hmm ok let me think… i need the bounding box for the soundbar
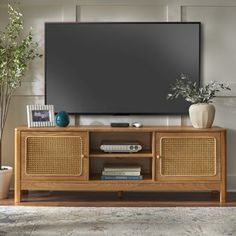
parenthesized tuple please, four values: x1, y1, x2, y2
(100, 141, 142, 153)
(110, 123, 129, 127)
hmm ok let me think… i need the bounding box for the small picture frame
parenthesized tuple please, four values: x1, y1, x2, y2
(27, 105, 55, 127)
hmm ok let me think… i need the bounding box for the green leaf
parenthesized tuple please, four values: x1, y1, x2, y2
(166, 74, 231, 104)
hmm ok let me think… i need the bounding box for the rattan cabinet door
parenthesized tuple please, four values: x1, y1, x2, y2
(155, 132, 221, 181)
(21, 132, 89, 181)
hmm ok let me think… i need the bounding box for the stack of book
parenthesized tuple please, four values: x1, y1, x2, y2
(101, 164, 143, 180)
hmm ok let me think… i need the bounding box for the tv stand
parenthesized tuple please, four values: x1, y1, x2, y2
(15, 126, 226, 203)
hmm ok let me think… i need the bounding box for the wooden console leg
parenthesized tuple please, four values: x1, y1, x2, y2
(15, 129, 21, 204)
(14, 188, 21, 204)
(118, 191, 123, 199)
(220, 190, 226, 204)
(220, 129, 227, 204)
(14, 174, 21, 204)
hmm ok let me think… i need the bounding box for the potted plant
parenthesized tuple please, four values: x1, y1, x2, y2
(0, 5, 41, 199)
(167, 74, 231, 128)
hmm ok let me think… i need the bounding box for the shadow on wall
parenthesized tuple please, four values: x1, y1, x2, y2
(214, 97, 236, 190)
(226, 129, 236, 172)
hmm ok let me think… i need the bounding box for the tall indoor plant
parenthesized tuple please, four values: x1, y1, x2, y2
(0, 5, 41, 198)
(167, 74, 231, 128)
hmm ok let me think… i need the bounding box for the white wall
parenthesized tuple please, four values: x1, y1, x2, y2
(1, 0, 236, 190)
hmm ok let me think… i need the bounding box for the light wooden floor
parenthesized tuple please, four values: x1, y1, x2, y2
(1, 191, 236, 207)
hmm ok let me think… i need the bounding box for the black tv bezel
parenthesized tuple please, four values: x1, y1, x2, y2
(45, 21, 201, 115)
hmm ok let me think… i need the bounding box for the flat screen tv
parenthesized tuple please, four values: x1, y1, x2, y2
(45, 22, 200, 114)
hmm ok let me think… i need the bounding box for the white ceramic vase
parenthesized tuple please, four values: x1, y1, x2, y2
(189, 103, 215, 128)
(0, 166, 13, 199)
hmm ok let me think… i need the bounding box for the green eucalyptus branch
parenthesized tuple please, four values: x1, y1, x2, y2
(167, 74, 231, 104)
(0, 4, 42, 169)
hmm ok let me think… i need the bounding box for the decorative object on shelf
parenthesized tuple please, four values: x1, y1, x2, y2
(131, 122, 143, 128)
(167, 74, 231, 128)
(101, 164, 143, 180)
(55, 111, 70, 127)
(27, 105, 55, 127)
(0, 5, 41, 199)
(189, 103, 215, 129)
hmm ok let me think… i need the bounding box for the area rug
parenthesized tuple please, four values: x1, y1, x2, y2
(0, 206, 236, 236)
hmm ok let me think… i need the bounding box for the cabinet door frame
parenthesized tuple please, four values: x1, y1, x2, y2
(20, 131, 89, 181)
(155, 132, 221, 182)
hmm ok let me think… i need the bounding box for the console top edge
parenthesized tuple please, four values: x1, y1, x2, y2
(15, 125, 226, 132)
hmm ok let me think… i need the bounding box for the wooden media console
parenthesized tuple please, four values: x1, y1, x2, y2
(14, 126, 226, 203)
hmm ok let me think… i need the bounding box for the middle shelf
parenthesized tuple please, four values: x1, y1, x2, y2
(89, 151, 154, 158)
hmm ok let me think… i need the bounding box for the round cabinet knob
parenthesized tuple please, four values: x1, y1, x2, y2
(156, 155, 160, 159)
(55, 111, 70, 127)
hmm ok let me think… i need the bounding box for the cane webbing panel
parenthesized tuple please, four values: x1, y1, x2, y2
(160, 137, 216, 176)
(25, 136, 85, 176)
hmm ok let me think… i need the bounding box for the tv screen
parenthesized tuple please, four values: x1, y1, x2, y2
(45, 22, 200, 114)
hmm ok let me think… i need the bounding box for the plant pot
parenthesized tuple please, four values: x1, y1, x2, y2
(0, 166, 13, 199)
(189, 103, 215, 128)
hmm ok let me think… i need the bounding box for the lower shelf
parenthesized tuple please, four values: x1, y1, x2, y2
(90, 174, 152, 182)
